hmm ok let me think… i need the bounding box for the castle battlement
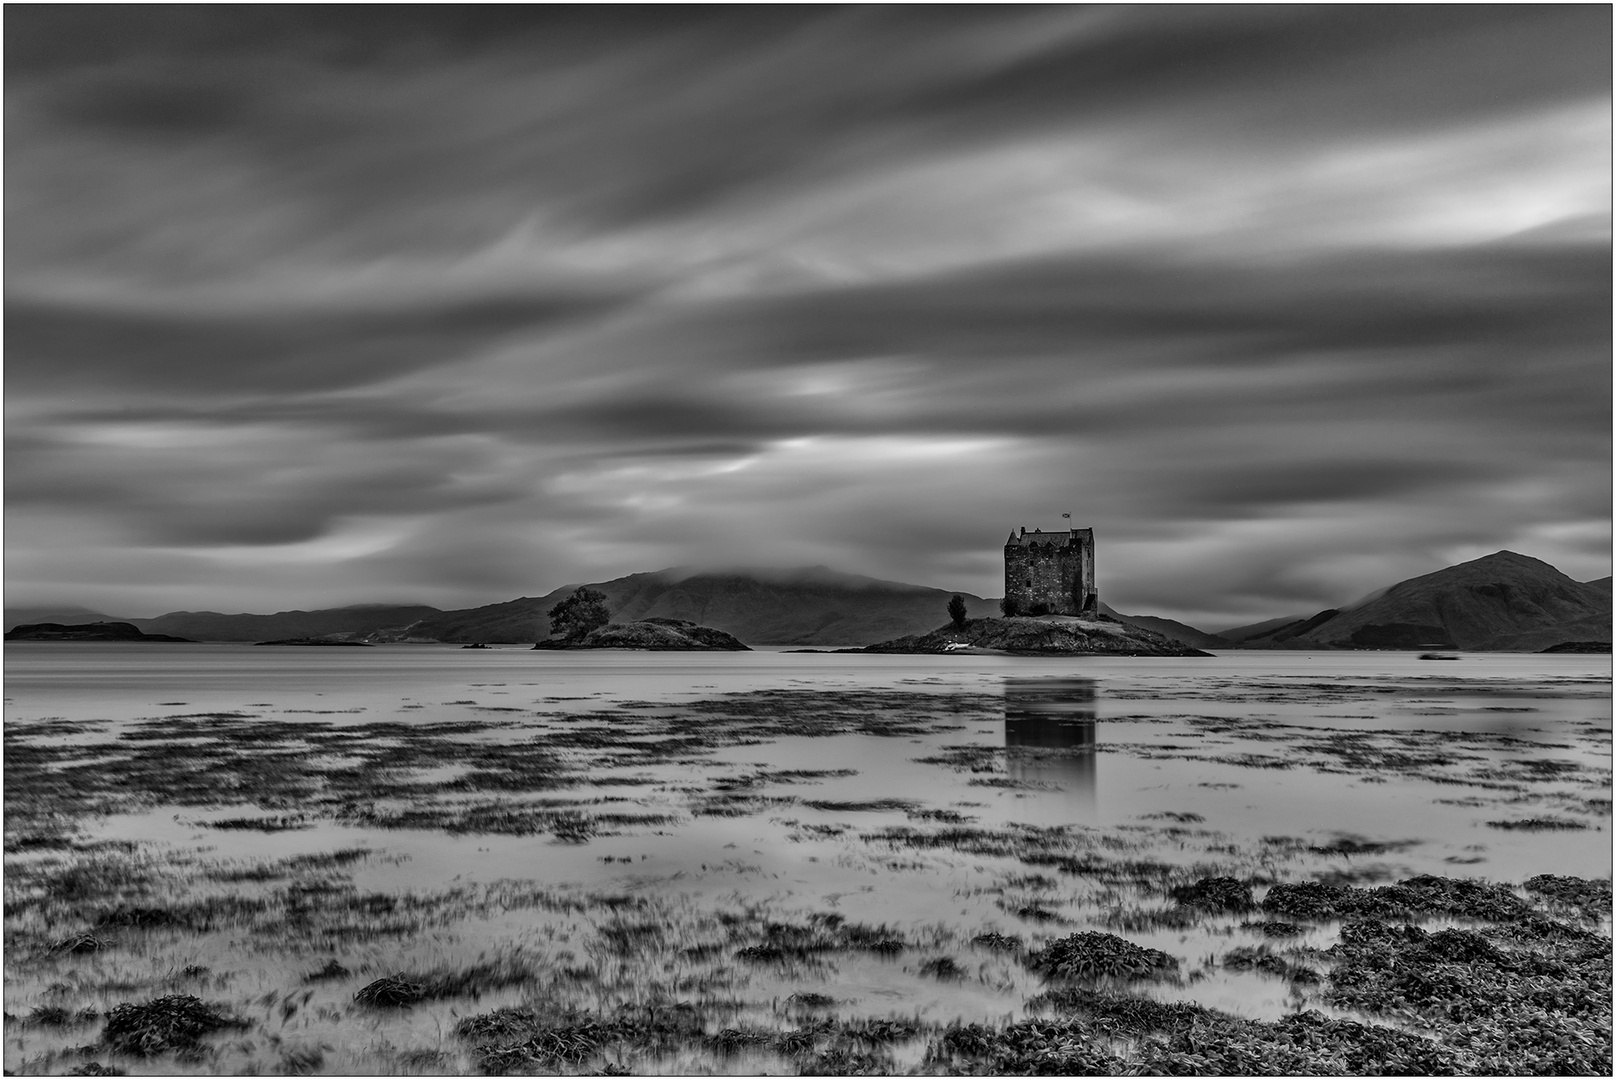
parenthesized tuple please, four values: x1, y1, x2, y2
(1003, 525, 1096, 616)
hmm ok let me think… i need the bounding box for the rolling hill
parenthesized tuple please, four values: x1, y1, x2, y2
(4, 605, 124, 630)
(14, 552, 1601, 651)
(1255, 551, 1611, 651)
(1214, 614, 1309, 642)
(129, 604, 444, 642)
(406, 567, 997, 646)
(1097, 603, 1231, 650)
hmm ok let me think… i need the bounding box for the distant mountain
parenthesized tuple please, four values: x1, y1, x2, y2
(394, 594, 558, 644)
(4, 605, 123, 631)
(1215, 615, 1310, 642)
(1096, 603, 1230, 649)
(1229, 609, 1343, 647)
(1255, 551, 1611, 651)
(27, 553, 1593, 651)
(409, 567, 997, 646)
(129, 604, 444, 642)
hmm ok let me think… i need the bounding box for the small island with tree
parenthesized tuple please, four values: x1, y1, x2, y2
(532, 587, 750, 651)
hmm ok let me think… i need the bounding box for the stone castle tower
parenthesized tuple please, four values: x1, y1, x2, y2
(1003, 525, 1096, 617)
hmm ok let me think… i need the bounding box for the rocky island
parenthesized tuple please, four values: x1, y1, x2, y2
(3, 621, 194, 642)
(533, 617, 750, 651)
(859, 614, 1213, 657)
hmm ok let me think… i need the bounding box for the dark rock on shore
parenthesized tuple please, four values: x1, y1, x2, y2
(858, 615, 1212, 657)
(533, 618, 750, 651)
(4, 621, 193, 642)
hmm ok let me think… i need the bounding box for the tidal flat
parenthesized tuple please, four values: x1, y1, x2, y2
(3, 646, 1610, 1075)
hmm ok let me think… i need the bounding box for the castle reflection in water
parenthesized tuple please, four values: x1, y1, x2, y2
(1004, 676, 1097, 808)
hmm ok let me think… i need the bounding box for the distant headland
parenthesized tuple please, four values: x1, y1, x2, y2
(4, 621, 193, 643)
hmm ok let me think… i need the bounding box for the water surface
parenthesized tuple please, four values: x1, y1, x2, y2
(4, 644, 1609, 1074)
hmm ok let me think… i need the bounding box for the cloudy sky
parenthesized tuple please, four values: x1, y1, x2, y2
(5, 5, 1610, 627)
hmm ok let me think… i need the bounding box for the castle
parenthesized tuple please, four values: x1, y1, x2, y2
(1003, 524, 1097, 617)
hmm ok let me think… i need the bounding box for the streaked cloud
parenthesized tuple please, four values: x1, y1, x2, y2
(5, 6, 1609, 623)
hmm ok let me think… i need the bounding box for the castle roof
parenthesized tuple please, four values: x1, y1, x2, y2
(1006, 528, 1085, 547)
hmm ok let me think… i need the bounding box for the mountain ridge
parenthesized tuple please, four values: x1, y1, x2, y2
(1249, 551, 1610, 651)
(403, 568, 999, 646)
(7, 551, 1607, 650)
(127, 604, 446, 643)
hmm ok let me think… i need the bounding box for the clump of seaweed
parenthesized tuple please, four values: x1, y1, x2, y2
(100, 995, 247, 1056)
(704, 1027, 772, 1055)
(838, 921, 907, 954)
(1486, 817, 1589, 831)
(1524, 874, 1613, 919)
(841, 1017, 920, 1044)
(353, 975, 424, 1007)
(1169, 875, 1255, 912)
(1027, 987, 1216, 1033)
(304, 958, 350, 981)
(971, 931, 1023, 951)
(919, 956, 965, 980)
(27, 1005, 99, 1027)
(1327, 919, 1610, 1027)
(49, 931, 113, 955)
(1241, 920, 1305, 937)
(734, 920, 842, 963)
(799, 1045, 894, 1075)
(1396, 874, 1534, 920)
(1260, 874, 1532, 922)
(595, 919, 665, 955)
(472, 1020, 618, 1072)
(1025, 931, 1178, 980)
(926, 1018, 1116, 1074)
(1131, 1009, 1463, 1075)
(768, 1027, 820, 1056)
(906, 807, 976, 824)
(800, 798, 919, 813)
(1308, 835, 1418, 857)
(1259, 880, 1349, 920)
(1103, 904, 1203, 933)
(458, 1003, 710, 1073)
(1220, 944, 1321, 983)
(354, 960, 534, 1007)
(204, 815, 310, 832)
(785, 991, 836, 1009)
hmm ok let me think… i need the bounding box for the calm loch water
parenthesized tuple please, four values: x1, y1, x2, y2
(5, 643, 1608, 882)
